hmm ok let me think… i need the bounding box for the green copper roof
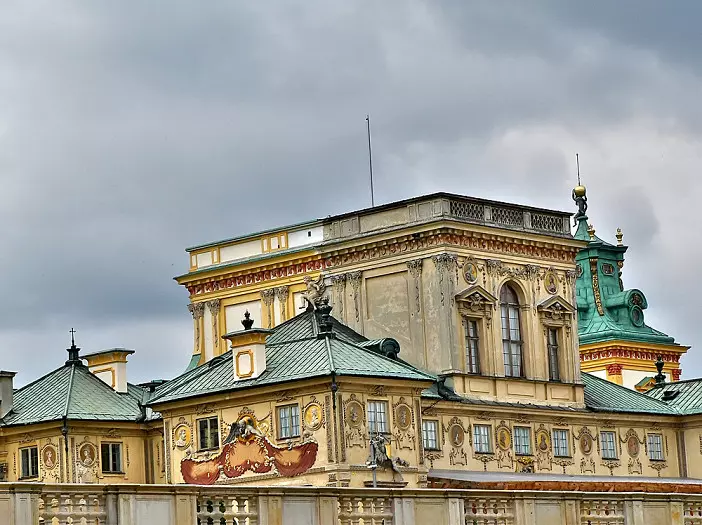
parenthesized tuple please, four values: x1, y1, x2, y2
(574, 214, 681, 348)
(581, 372, 677, 415)
(148, 310, 435, 406)
(645, 379, 702, 415)
(1, 361, 150, 427)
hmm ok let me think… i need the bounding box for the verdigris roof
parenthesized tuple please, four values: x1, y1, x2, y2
(582, 372, 678, 415)
(148, 310, 435, 406)
(645, 379, 702, 415)
(1, 360, 149, 427)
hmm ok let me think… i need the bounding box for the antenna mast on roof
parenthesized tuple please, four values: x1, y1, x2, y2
(366, 115, 375, 207)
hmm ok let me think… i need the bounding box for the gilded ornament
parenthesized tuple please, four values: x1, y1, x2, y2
(303, 403, 323, 432)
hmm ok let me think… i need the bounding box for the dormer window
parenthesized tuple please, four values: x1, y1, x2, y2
(500, 285, 523, 378)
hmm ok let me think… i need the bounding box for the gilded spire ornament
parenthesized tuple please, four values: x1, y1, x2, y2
(616, 228, 623, 246)
(587, 224, 596, 241)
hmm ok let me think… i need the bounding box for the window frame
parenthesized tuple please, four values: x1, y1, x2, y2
(100, 442, 123, 474)
(513, 426, 532, 456)
(277, 403, 301, 440)
(367, 400, 389, 435)
(500, 285, 524, 378)
(20, 446, 39, 479)
(552, 429, 570, 458)
(600, 431, 618, 460)
(647, 433, 665, 461)
(473, 424, 493, 454)
(547, 327, 560, 381)
(463, 317, 481, 374)
(422, 420, 440, 451)
(197, 416, 220, 451)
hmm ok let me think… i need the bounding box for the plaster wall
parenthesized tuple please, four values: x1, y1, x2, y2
(219, 239, 261, 264)
(224, 300, 261, 334)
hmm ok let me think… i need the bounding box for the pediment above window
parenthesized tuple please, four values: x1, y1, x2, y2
(537, 296, 575, 322)
(456, 285, 497, 315)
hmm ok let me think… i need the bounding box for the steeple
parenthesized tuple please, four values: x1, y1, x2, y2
(66, 328, 82, 365)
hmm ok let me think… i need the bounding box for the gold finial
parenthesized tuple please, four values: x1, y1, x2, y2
(587, 223, 596, 240)
(615, 228, 623, 246)
(573, 185, 586, 197)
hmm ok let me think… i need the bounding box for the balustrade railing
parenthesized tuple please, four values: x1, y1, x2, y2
(1, 484, 699, 525)
(337, 495, 393, 525)
(580, 499, 625, 525)
(464, 496, 514, 525)
(38, 490, 107, 525)
(196, 493, 258, 525)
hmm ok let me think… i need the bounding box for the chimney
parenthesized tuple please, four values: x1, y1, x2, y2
(82, 348, 135, 393)
(222, 311, 272, 381)
(0, 371, 17, 419)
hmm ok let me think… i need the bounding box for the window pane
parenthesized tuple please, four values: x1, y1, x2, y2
(473, 425, 491, 453)
(601, 432, 617, 459)
(553, 430, 569, 457)
(368, 401, 388, 433)
(422, 421, 438, 450)
(647, 434, 663, 461)
(514, 427, 531, 455)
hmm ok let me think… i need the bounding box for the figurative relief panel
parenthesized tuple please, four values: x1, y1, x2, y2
(535, 425, 552, 471)
(344, 394, 366, 449)
(76, 440, 98, 483)
(180, 414, 318, 484)
(495, 422, 513, 469)
(445, 417, 468, 467)
(40, 441, 60, 482)
(392, 398, 415, 451)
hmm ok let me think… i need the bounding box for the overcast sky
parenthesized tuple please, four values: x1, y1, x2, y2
(1, 1, 699, 387)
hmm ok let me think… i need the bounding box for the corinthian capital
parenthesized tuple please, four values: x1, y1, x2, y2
(188, 302, 206, 319)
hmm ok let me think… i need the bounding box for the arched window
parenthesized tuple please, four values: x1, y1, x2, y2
(500, 284, 523, 377)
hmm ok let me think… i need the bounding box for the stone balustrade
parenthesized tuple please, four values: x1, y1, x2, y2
(0, 483, 699, 524)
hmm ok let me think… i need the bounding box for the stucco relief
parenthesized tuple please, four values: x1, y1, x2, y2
(260, 289, 276, 328)
(187, 302, 206, 353)
(274, 286, 289, 321)
(343, 394, 366, 449)
(406, 259, 423, 313)
(432, 253, 458, 307)
(495, 421, 513, 469)
(392, 398, 415, 451)
(445, 417, 468, 466)
(329, 275, 346, 319)
(206, 299, 221, 350)
(347, 271, 363, 322)
(180, 414, 317, 484)
(75, 439, 98, 484)
(535, 424, 552, 471)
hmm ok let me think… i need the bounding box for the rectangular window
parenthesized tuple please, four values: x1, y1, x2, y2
(101, 443, 122, 474)
(464, 319, 480, 374)
(198, 417, 220, 450)
(547, 328, 560, 381)
(600, 431, 617, 459)
(422, 420, 439, 450)
(647, 433, 664, 461)
(473, 424, 492, 453)
(514, 426, 531, 455)
(552, 429, 569, 457)
(20, 447, 38, 478)
(367, 401, 388, 434)
(277, 404, 301, 439)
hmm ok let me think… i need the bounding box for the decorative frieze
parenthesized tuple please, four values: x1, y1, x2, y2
(185, 230, 579, 296)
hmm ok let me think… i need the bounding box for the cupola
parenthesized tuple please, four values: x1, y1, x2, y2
(222, 311, 272, 381)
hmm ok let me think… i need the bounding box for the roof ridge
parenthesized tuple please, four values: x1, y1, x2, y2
(337, 338, 435, 380)
(62, 364, 78, 419)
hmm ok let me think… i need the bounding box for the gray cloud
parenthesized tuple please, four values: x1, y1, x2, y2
(0, 1, 700, 386)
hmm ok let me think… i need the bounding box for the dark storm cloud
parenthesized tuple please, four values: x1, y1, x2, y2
(1, 1, 700, 385)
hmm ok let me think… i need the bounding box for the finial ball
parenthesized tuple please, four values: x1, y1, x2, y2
(573, 185, 586, 197)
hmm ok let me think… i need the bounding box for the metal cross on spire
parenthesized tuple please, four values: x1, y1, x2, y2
(69, 328, 77, 347)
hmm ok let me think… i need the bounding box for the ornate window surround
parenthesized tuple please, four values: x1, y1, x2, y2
(456, 285, 497, 375)
(537, 295, 576, 382)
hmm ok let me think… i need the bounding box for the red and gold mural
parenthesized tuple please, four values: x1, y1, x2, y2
(181, 415, 318, 485)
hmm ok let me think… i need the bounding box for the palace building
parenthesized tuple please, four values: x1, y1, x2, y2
(0, 187, 699, 490)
